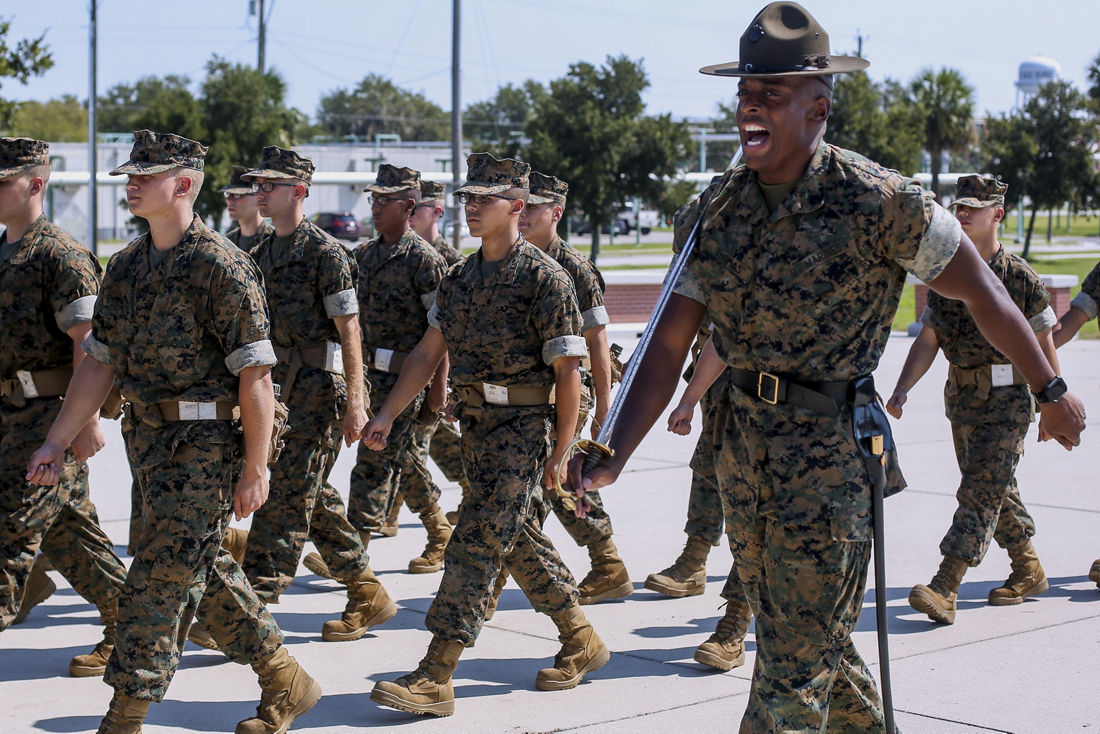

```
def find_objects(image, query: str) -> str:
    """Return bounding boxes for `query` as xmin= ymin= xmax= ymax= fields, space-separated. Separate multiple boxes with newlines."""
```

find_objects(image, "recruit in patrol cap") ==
xmin=219 ymin=165 xmax=254 ymax=195
xmin=109 ymin=130 xmax=207 ymax=175
xmin=420 ymin=180 xmax=446 ymax=201
xmin=528 ymin=172 xmax=568 ymax=205
xmin=950 ymin=175 xmax=1007 ymax=209
xmin=0 ymin=137 xmax=49 ymax=180
xmin=243 ymin=146 xmax=314 ymax=185
xmin=699 ymin=2 xmax=868 ymax=80
xmin=455 ymin=153 xmax=529 ymax=195
xmin=365 ymin=164 xmax=421 ymax=195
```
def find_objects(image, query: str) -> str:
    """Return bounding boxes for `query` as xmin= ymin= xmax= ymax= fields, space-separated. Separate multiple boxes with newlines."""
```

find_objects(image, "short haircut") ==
xmin=23 ymin=164 xmax=51 ymax=186
xmin=177 ymin=167 xmax=204 ymax=205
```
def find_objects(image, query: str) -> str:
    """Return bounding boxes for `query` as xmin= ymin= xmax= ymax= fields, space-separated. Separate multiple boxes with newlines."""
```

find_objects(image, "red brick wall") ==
xmin=914 ymin=283 xmax=1073 ymax=323
xmin=604 ymin=284 xmax=662 ymax=323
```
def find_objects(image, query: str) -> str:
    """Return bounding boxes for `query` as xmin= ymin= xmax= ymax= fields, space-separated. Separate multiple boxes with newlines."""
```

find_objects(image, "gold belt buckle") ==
xmin=757 ymin=371 xmax=779 ymax=405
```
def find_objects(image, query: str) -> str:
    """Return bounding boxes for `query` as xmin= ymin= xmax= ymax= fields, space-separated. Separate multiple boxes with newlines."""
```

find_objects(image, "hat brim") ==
xmin=109 ymin=161 xmax=179 ymax=176
xmin=364 ymin=184 xmax=418 ymax=195
xmin=0 ymin=164 xmax=34 ymax=180
xmin=699 ymin=55 xmax=869 ymax=77
xmin=455 ymin=181 xmax=513 ymax=196
xmin=949 ymin=197 xmax=1001 ymax=209
xmin=527 ymin=193 xmax=563 ymax=205
xmin=242 ymin=168 xmax=300 ymax=181
xmin=220 ymin=185 xmax=254 ymax=194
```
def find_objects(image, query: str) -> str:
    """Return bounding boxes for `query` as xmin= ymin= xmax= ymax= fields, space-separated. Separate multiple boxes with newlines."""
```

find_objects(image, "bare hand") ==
xmin=26 ymin=443 xmax=67 ymax=486
xmin=343 ymin=402 xmax=368 ymax=447
xmin=667 ymin=403 xmax=694 ymax=435
xmin=361 ymin=414 xmax=393 ymax=450
xmin=233 ymin=470 xmax=269 ymax=520
xmin=565 ymin=449 xmax=623 ymax=514
xmin=71 ymin=419 xmax=106 ymax=463
xmin=886 ymin=390 xmax=907 ymax=419
xmin=1036 ymin=392 xmax=1086 ymax=450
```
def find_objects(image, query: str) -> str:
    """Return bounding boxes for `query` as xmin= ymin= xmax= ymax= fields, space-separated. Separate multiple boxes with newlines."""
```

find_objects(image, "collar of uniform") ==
xmin=1 ymin=214 xmax=51 ymax=267
xmin=735 ymin=139 xmax=829 ymax=222
xmin=472 ymin=236 xmax=528 ymax=288
xmin=370 ymin=227 xmax=420 ymax=266
xmin=546 ymin=234 xmax=568 ymax=260
xmin=262 ymin=217 xmax=316 ymax=269
xmin=135 ymin=214 xmax=204 ymax=284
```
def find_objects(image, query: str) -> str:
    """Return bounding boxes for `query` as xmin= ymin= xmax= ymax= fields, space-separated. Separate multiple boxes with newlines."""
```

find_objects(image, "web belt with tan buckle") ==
xmin=726 ymin=366 xmax=853 ymax=416
xmin=365 ymin=345 xmax=410 ymax=375
xmin=130 ymin=400 xmax=239 ymax=423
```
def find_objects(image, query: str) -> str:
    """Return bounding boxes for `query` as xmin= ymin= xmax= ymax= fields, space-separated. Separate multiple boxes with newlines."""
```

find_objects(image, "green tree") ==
xmin=1088 ymin=50 xmax=1100 ymax=108
xmin=316 ymin=73 xmax=449 ymax=142
xmin=827 ymin=72 xmax=922 ymax=174
xmin=198 ymin=57 xmax=304 ymax=223
xmin=910 ymin=67 xmax=975 ymax=197
xmin=97 ymin=75 xmax=204 ymax=140
xmin=8 ymin=95 xmax=87 ymax=141
xmin=0 ymin=18 xmax=53 ymax=129
xmin=525 ymin=55 xmax=691 ymax=261
xmin=464 ymin=80 xmax=546 ymax=155
xmin=983 ymin=81 xmax=1098 ymax=256
xmin=657 ymin=178 xmax=701 ymax=223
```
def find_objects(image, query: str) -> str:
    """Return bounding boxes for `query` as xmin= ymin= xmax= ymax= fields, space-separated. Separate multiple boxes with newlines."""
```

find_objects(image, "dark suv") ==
xmin=310 ymin=212 xmax=362 ymax=241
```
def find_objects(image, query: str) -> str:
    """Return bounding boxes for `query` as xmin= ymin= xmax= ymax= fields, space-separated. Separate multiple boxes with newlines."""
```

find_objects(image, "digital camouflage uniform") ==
xmin=0 ymin=203 xmax=126 ymax=630
xmin=242 ymin=179 xmax=370 ymax=600
xmin=1069 ymin=261 xmax=1100 ymax=327
xmin=349 ymin=168 xmax=448 ymax=533
xmin=222 ymin=164 xmax=275 ymax=251
xmin=84 ymin=207 xmax=283 ymax=700
xmin=426 ymin=237 xmax=588 ymax=644
xmin=683 ymin=323 xmax=726 ymax=545
xmin=921 ymin=246 xmax=1054 ymax=565
xmin=226 ymin=218 xmax=274 ymax=251
xmin=674 ymin=140 xmax=960 ymax=731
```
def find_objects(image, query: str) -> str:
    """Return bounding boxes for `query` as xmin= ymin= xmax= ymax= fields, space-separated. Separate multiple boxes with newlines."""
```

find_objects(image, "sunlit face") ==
xmin=370 ymin=191 xmax=415 ymax=233
xmin=225 ymin=191 xmax=259 ymax=222
xmin=409 ymin=200 xmax=442 ymax=238
xmin=463 ymin=193 xmax=517 ymax=239
xmin=0 ymin=171 xmax=35 ymax=225
xmin=518 ymin=201 xmax=560 ymax=243
xmin=736 ymin=76 xmax=829 ymax=184
xmin=125 ymin=170 xmax=182 ymax=219
xmin=952 ymin=203 xmax=1003 ymax=241
xmin=254 ymin=178 xmax=304 ymax=219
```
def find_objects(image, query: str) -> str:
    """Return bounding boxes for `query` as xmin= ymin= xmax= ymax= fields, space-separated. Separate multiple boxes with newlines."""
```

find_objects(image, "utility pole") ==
xmin=855 ymin=29 xmax=865 ymax=58
xmin=88 ymin=0 xmax=98 ymax=256
xmin=450 ymin=0 xmax=462 ymax=252
xmin=252 ymin=0 xmax=266 ymax=73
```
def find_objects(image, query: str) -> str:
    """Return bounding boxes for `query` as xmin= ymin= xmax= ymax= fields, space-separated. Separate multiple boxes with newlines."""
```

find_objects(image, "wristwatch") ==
xmin=1032 ymin=375 xmax=1068 ymax=404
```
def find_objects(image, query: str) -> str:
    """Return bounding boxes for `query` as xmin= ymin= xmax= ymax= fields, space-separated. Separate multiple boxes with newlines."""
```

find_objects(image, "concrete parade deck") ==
xmin=3 ymin=328 xmax=1099 ymax=733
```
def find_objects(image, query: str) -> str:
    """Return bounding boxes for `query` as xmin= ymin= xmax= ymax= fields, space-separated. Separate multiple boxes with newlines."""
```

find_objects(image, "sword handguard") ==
xmin=550 ymin=438 xmax=615 ymax=513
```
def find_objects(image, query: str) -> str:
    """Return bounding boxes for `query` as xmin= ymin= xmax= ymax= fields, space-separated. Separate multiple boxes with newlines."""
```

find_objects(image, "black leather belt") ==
xmin=727 ymin=366 xmax=853 ymax=416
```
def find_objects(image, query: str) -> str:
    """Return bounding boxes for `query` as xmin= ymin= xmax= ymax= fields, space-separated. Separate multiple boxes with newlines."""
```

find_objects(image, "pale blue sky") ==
xmin=4 ymin=1 xmax=1096 ymax=123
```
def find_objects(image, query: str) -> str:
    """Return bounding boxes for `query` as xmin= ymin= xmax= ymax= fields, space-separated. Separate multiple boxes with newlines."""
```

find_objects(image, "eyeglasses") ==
xmin=368 ymin=194 xmax=413 ymax=206
xmin=224 ymin=192 xmax=254 ymax=200
xmin=252 ymin=182 xmax=300 ymax=193
xmin=455 ymin=192 xmax=516 ymax=206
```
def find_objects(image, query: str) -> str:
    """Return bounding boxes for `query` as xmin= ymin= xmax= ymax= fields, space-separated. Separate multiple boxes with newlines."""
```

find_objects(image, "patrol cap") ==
xmin=243 ymin=146 xmax=314 ymax=185
xmin=365 ymin=164 xmax=420 ymax=195
xmin=950 ymin=175 xmax=1007 ymax=209
xmin=420 ymin=180 xmax=446 ymax=201
xmin=699 ymin=2 xmax=868 ymax=80
xmin=528 ymin=172 xmax=568 ymax=205
xmin=455 ymin=153 xmax=529 ymax=195
xmin=219 ymin=165 xmax=254 ymax=195
xmin=0 ymin=137 xmax=49 ymax=180
xmin=109 ymin=130 xmax=207 ymax=176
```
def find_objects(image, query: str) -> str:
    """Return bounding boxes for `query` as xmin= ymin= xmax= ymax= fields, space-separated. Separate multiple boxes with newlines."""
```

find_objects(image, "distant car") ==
xmin=310 ymin=212 xmax=361 ymax=241
xmin=571 ymin=216 xmax=628 ymax=237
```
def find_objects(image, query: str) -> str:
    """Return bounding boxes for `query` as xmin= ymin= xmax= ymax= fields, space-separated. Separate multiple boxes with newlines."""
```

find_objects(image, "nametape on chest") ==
xmin=991 ymin=364 xmax=1014 ymax=388
xmin=326 ymin=341 xmax=344 ymax=373
xmin=483 ymin=382 xmax=510 ymax=406
xmin=373 ymin=347 xmax=393 ymax=372
xmin=178 ymin=401 xmax=220 ymax=420
xmin=16 ymin=371 xmax=39 ymax=399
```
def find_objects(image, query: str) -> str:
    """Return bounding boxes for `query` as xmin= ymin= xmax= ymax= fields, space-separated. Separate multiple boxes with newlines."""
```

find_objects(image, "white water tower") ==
xmin=1015 ymin=56 xmax=1061 ymax=107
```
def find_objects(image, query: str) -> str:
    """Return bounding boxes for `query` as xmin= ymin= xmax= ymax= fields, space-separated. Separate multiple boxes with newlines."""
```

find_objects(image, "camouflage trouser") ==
xmin=427 ymin=418 xmax=469 ymax=490
xmin=548 ymin=486 xmax=613 ymax=548
xmin=1 ymin=400 xmax=127 ymax=630
xmin=718 ymin=388 xmax=887 ymax=733
xmin=348 ymin=373 xmax=425 ymax=530
xmin=243 ymin=412 xmax=368 ymax=600
xmin=426 ymin=407 xmax=578 ymax=646
xmin=940 ymin=420 xmax=1035 ymax=565
xmin=106 ymin=441 xmax=282 ymax=701
xmin=395 ymin=416 xmax=445 ymax=515
xmin=685 ymin=374 xmax=730 ymax=545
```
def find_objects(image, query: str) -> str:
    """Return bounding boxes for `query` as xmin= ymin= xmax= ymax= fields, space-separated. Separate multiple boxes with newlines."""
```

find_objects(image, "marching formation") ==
xmin=1 ymin=2 xmax=1094 ymax=733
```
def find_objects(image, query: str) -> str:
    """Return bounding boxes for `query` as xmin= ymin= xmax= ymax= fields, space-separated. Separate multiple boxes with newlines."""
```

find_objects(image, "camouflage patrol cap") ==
xmin=950 ymin=175 xmax=1007 ymax=209
xmin=219 ymin=165 xmax=254 ymax=195
xmin=243 ymin=146 xmax=314 ymax=185
xmin=420 ymin=179 xmax=446 ymax=201
xmin=0 ymin=137 xmax=49 ymax=179
xmin=528 ymin=172 xmax=568 ymax=205
xmin=456 ymin=153 xmax=529 ymax=195
xmin=110 ymin=130 xmax=207 ymax=175
xmin=365 ymin=164 xmax=421 ymax=195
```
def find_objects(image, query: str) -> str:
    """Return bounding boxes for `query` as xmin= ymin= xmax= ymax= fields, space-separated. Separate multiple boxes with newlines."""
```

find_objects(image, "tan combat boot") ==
xmin=235 ymin=646 xmax=322 ymax=734
xmin=535 ymin=606 xmax=610 ymax=691
xmin=97 ymin=690 xmax=149 ymax=733
xmin=222 ymin=527 xmax=249 ymax=564
xmin=578 ymin=537 xmax=632 ymax=605
xmin=988 ymin=540 xmax=1049 ymax=606
xmin=186 ymin=621 xmax=219 ymax=651
xmin=444 ymin=509 xmax=460 ymax=526
xmin=909 ymin=555 xmax=969 ymax=624
xmin=408 ymin=505 xmax=452 ymax=574
xmin=303 ymin=530 xmax=371 ymax=581
xmin=694 ymin=598 xmax=752 ymax=671
xmin=13 ymin=559 xmax=57 ymax=624
xmin=484 ymin=569 xmax=510 ymax=621
xmin=71 ymin=597 xmax=118 ymax=677
xmin=371 ymin=636 xmax=464 ymax=716
xmin=644 ymin=535 xmax=711 ymax=598
xmin=380 ymin=493 xmax=402 ymax=537
xmin=1089 ymin=558 xmax=1100 ymax=588
xmin=321 ymin=567 xmax=398 ymax=641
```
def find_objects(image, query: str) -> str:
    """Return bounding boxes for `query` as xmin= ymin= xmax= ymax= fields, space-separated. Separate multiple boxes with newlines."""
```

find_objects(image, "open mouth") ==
xmin=741 ymin=124 xmax=770 ymax=149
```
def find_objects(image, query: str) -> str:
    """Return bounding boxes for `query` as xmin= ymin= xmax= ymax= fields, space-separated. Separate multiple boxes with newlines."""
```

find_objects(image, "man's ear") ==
xmin=175 ymin=176 xmax=193 ymax=197
xmin=811 ymin=96 xmax=830 ymax=122
xmin=511 ymin=199 xmax=526 ymax=215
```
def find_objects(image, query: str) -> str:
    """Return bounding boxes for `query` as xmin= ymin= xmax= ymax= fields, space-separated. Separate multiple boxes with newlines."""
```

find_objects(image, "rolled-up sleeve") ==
xmin=1028 ymin=305 xmax=1057 ymax=333
xmin=225 ymin=339 xmax=277 ymax=375
xmin=324 ymin=288 xmax=358 ymax=317
xmin=55 ymin=295 xmax=98 ymax=332
xmin=542 ymin=335 xmax=588 ymax=365
xmin=896 ymin=204 xmax=962 ymax=283
xmin=82 ymin=333 xmax=112 ymax=366
xmin=420 ymin=289 xmax=438 ymax=312
xmin=581 ymin=305 xmax=609 ymax=332
xmin=427 ymin=302 xmax=442 ymax=330
xmin=1070 ymin=290 xmax=1098 ymax=321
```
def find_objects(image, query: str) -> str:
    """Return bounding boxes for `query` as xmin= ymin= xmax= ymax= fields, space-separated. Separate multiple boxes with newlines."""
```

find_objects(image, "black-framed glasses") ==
xmin=455 ymin=192 xmax=516 ymax=205
xmin=224 ymin=192 xmax=254 ymax=200
xmin=252 ymin=182 xmax=299 ymax=193
xmin=368 ymin=194 xmax=413 ymax=206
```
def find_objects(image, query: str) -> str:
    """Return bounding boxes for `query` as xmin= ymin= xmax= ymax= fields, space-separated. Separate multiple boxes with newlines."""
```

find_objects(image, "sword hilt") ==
xmin=549 ymin=438 xmax=615 ymax=514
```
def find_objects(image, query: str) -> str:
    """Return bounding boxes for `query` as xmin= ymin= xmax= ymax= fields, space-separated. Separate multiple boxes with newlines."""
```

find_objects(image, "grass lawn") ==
xmin=1002 ymin=213 xmax=1100 ymax=240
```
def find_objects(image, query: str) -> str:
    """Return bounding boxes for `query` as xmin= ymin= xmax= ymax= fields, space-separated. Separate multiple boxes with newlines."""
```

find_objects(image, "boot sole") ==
xmin=321 ymin=601 xmax=399 ymax=642
xmin=302 ymin=553 xmax=335 ymax=580
xmin=535 ymin=644 xmax=611 ymax=691
xmin=579 ymin=580 xmax=633 ymax=605
xmin=644 ymin=577 xmax=704 ymax=598
xmin=988 ymin=577 xmax=1050 ymax=606
xmin=407 ymin=561 xmax=444 ymax=574
xmin=274 ymin=677 xmax=323 ymax=734
xmin=908 ymin=586 xmax=955 ymax=624
xmin=693 ymin=647 xmax=745 ymax=671
xmin=68 ymin=662 xmax=107 ymax=677
xmin=370 ymin=687 xmax=454 ymax=717
xmin=13 ymin=576 xmax=57 ymax=625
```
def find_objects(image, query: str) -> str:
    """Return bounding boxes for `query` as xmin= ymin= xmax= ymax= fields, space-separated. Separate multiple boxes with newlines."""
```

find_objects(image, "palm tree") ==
xmin=910 ymin=68 xmax=975 ymax=198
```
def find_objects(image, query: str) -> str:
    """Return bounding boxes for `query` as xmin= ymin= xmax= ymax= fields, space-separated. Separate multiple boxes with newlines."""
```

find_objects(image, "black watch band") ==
xmin=1032 ymin=375 xmax=1068 ymax=404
